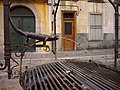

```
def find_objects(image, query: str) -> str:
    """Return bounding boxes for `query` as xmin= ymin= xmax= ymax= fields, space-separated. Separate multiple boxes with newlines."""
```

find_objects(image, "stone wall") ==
xmin=76 ymin=33 xmax=115 ymax=50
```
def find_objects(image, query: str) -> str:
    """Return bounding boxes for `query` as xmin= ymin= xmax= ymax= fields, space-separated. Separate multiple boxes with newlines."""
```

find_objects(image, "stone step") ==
xmin=0 ymin=79 xmax=23 ymax=90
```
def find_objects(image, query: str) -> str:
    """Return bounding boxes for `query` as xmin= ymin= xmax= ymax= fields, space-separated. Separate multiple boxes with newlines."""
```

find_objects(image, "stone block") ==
xmin=0 ymin=79 xmax=23 ymax=90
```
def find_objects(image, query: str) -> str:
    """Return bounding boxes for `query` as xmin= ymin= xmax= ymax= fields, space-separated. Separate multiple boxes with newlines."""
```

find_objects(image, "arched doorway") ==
xmin=9 ymin=6 xmax=35 ymax=52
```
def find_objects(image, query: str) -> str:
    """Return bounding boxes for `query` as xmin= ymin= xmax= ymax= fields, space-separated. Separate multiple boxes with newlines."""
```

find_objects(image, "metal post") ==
xmin=51 ymin=0 xmax=55 ymax=55
xmin=108 ymin=0 xmax=119 ymax=69
xmin=53 ymin=0 xmax=60 ymax=60
xmin=3 ymin=0 xmax=11 ymax=79
xmin=114 ymin=4 xmax=119 ymax=68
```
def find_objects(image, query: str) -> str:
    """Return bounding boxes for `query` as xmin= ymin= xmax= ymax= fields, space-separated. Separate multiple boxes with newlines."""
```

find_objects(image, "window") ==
xmin=63 ymin=13 xmax=74 ymax=18
xmin=65 ymin=22 xmax=72 ymax=35
xmin=89 ymin=13 xmax=103 ymax=40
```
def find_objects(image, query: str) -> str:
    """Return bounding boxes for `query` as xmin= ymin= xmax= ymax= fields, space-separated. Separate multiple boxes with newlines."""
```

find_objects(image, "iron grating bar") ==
xmin=47 ymin=63 xmax=71 ymax=90
xmin=27 ymin=70 xmax=33 ymax=90
xmin=37 ymin=66 xmax=49 ymax=90
xmin=42 ymin=64 xmax=60 ymax=90
xmin=63 ymin=62 xmax=110 ymax=90
xmin=73 ymin=61 xmax=120 ymax=88
xmin=50 ymin=63 xmax=79 ymax=90
xmin=56 ymin=62 xmax=84 ymax=89
xmin=82 ymin=67 xmax=120 ymax=90
xmin=54 ymin=62 xmax=83 ymax=89
xmin=45 ymin=64 xmax=65 ymax=90
xmin=23 ymin=70 xmax=29 ymax=89
xmin=59 ymin=62 xmax=101 ymax=89
xmin=62 ymin=61 xmax=115 ymax=90
xmin=61 ymin=62 xmax=105 ymax=90
xmin=35 ymin=67 xmax=44 ymax=90
xmin=40 ymin=66 xmax=54 ymax=90
xmin=66 ymin=62 xmax=119 ymax=90
xmin=31 ymin=68 xmax=38 ymax=90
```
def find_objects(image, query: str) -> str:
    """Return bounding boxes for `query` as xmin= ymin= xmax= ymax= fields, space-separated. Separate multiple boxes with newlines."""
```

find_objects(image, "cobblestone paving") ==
xmin=0 ymin=48 xmax=120 ymax=90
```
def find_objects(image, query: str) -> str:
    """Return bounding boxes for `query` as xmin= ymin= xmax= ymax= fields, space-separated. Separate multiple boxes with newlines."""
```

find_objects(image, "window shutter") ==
xmin=89 ymin=14 xmax=102 ymax=40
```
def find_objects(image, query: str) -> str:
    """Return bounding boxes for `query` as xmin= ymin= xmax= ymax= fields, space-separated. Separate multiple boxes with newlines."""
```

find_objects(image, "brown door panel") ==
xmin=64 ymin=38 xmax=74 ymax=51
xmin=62 ymin=21 xmax=74 ymax=51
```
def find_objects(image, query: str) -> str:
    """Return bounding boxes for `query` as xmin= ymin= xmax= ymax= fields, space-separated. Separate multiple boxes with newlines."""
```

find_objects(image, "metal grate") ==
xmin=22 ymin=61 xmax=120 ymax=90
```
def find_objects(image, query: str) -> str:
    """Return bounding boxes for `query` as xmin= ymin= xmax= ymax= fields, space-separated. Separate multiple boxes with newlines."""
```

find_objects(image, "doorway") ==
xmin=9 ymin=6 xmax=35 ymax=52
xmin=62 ymin=11 xmax=76 ymax=51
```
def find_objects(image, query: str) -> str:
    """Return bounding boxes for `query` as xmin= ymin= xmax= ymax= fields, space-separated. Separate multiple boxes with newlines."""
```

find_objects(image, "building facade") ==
xmin=0 ymin=0 xmax=119 ymax=55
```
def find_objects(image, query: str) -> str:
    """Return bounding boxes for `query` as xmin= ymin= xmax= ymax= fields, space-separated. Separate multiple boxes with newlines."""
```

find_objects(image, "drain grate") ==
xmin=22 ymin=61 xmax=120 ymax=90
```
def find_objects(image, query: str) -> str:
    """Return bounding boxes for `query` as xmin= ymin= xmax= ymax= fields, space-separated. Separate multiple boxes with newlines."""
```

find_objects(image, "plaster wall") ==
xmin=55 ymin=1 xmax=117 ymax=50
xmin=0 ymin=1 xmax=4 ymax=59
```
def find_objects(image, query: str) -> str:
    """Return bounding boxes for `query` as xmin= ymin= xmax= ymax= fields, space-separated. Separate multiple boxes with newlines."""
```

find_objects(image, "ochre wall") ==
xmin=0 ymin=1 xmax=4 ymax=58
xmin=33 ymin=2 xmax=49 ymax=34
xmin=32 ymin=0 xmax=50 ymax=51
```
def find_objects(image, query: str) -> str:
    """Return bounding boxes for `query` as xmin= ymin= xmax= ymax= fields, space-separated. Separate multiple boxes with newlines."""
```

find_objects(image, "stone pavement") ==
xmin=0 ymin=48 xmax=120 ymax=90
xmin=1 ymin=48 xmax=119 ymax=69
xmin=22 ymin=48 xmax=115 ymax=59
xmin=21 ymin=48 xmax=120 ymax=69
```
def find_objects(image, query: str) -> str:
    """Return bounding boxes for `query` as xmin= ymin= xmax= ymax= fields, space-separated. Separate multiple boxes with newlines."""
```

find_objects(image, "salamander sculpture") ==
xmin=9 ymin=14 xmax=59 ymax=52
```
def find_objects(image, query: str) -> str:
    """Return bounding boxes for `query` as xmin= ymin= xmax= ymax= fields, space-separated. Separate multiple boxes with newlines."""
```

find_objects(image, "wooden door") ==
xmin=62 ymin=11 xmax=76 ymax=51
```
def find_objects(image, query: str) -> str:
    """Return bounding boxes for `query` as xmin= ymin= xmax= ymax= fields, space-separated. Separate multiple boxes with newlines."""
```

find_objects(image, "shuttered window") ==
xmin=89 ymin=13 xmax=103 ymax=40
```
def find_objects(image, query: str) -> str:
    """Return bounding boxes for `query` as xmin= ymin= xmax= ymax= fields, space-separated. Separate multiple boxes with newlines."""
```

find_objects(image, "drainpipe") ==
xmin=51 ymin=0 xmax=55 ymax=55
xmin=53 ymin=0 xmax=60 ymax=60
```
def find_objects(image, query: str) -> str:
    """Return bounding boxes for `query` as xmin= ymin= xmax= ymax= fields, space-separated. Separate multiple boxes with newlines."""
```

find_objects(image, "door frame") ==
xmin=61 ymin=10 xmax=76 ymax=51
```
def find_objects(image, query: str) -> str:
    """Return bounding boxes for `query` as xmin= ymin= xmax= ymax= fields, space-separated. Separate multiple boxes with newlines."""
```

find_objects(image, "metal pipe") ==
xmin=114 ymin=4 xmax=119 ymax=68
xmin=53 ymin=0 xmax=61 ymax=60
xmin=108 ymin=0 xmax=119 ymax=69
xmin=2 ymin=0 xmax=11 ymax=79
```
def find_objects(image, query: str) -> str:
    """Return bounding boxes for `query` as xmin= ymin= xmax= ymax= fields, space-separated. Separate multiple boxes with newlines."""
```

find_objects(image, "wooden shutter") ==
xmin=89 ymin=14 xmax=102 ymax=40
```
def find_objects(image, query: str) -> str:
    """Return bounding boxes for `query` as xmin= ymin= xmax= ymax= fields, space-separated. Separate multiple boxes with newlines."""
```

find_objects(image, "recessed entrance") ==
xmin=9 ymin=6 xmax=35 ymax=52
xmin=62 ymin=11 xmax=76 ymax=51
